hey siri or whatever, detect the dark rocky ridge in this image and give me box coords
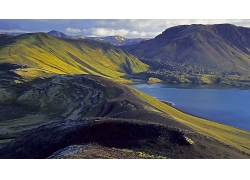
[0,118,249,159]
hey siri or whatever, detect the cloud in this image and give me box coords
[65,28,82,33]
[95,19,163,30]
[83,28,129,37]
[94,20,119,28]
[91,28,129,36]
[128,31,160,38]
[82,28,160,38]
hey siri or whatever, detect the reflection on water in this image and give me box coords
[130,83,250,131]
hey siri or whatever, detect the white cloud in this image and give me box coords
[128,31,160,38]
[65,28,82,33]
[83,28,129,37]
[81,28,161,38]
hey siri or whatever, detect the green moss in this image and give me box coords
[111,147,167,159]
[147,77,162,83]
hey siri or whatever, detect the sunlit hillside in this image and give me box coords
[0,33,148,82]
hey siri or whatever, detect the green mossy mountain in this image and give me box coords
[0,33,148,82]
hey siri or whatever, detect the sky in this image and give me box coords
[1,1,249,39]
[1,19,249,38]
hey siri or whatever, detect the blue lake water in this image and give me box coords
[130,83,250,131]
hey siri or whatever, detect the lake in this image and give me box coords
[130,83,250,131]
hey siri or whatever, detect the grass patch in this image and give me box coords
[147,77,162,83]
[111,147,167,159]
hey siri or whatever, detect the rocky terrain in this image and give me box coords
[0,118,249,159]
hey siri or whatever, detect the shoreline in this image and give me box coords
[129,83,250,132]
[126,79,250,90]
[161,100,250,132]
[160,100,174,106]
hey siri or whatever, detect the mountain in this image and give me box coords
[47,30,86,40]
[123,24,250,75]
[47,30,146,46]
[0,33,148,82]
[47,30,72,39]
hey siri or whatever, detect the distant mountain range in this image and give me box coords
[47,30,147,46]
[122,24,250,75]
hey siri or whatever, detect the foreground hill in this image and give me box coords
[0,73,250,158]
[123,24,250,74]
[1,117,249,159]
[0,33,148,82]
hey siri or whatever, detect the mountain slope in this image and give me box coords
[123,24,250,75]
[0,33,148,82]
